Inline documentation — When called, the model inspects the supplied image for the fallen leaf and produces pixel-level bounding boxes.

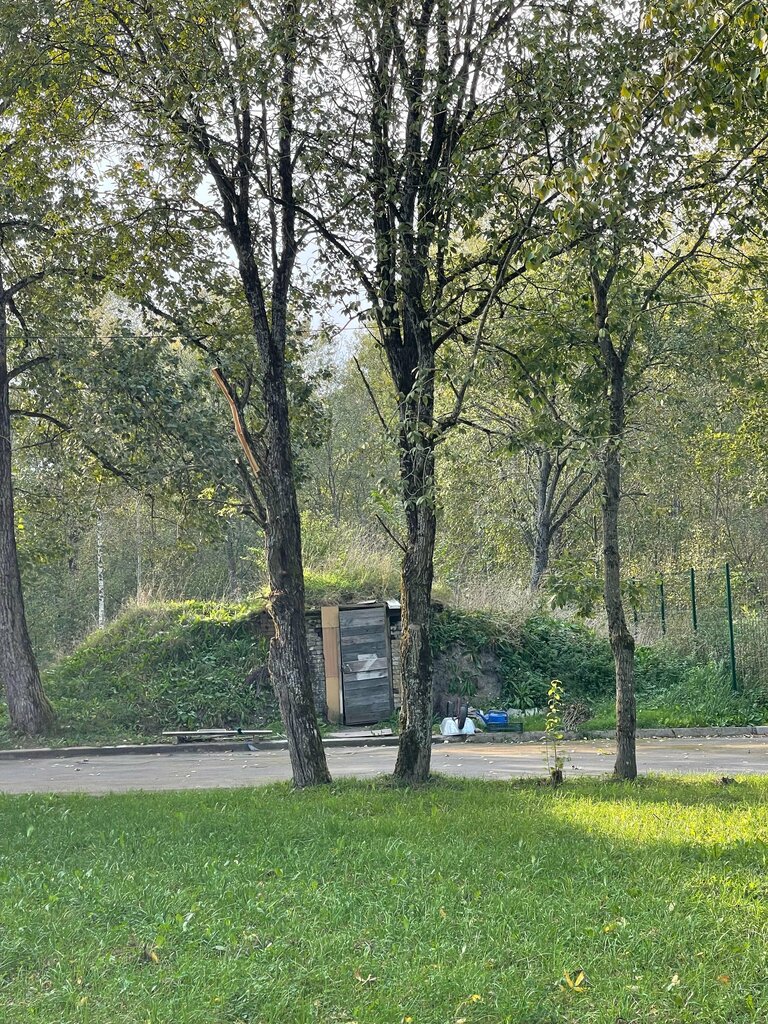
[560,969,590,992]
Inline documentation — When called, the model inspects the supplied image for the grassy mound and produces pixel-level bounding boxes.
[0,600,275,748]
[3,593,765,750]
[2,777,768,1023]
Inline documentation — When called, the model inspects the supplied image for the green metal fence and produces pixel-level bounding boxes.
[630,565,768,691]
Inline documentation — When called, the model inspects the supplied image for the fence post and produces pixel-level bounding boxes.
[659,576,666,636]
[690,567,698,632]
[725,562,738,691]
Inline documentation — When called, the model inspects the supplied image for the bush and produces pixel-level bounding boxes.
[431,610,619,707]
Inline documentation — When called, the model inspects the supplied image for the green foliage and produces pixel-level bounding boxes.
[0,600,275,747]
[544,678,565,782]
[6,586,760,750]
[639,663,768,729]
[572,663,768,732]
[547,561,604,617]
[4,778,768,1022]
[634,644,699,693]
[430,607,504,654]
[430,608,760,728]
[432,609,619,707]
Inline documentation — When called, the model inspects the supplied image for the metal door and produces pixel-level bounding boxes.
[339,605,393,726]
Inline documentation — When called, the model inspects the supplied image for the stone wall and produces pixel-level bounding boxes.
[249,609,327,719]
[390,617,402,709]
[432,644,503,716]
[306,613,327,719]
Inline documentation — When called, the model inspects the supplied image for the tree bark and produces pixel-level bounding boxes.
[199,1,330,789]
[592,269,637,780]
[529,452,553,591]
[0,294,54,734]
[393,431,437,784]
[530,526,551,591]
[96,507,106,628]
[260,352,331,788]
[604,435,636,779]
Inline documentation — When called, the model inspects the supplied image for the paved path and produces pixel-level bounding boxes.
[2,737,768,794]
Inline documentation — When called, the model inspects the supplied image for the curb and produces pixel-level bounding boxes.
[1,726,766,762]
[0,735,406,762]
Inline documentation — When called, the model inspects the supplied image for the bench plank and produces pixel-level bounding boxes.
[162,728,274,744]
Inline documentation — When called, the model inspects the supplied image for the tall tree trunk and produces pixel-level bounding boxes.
[215,370,330,790]
[207,4,330,789]
[0,298,54,734]
[261,374,330,788]
[530,527,551,591]
[393,434,437,784]
[592,270,636,780]
[603,434,636,779]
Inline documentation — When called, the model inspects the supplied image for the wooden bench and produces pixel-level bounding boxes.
[162,728,274,744]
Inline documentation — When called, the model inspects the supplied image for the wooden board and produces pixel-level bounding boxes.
[162,729,273,744]
[339,605,393,726]
[321,605,343,724]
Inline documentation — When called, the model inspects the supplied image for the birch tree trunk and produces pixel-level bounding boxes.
[96,508,106,628]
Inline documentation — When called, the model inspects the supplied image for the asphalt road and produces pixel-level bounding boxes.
[2,737,768,794]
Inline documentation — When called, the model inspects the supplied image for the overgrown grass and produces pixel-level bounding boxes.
[2,777,768,1023]
[576,664,768,732]
[4,593,764,751]
[433,610,768,729]
[1,561,406,749]
[304,565,401,608]
[0,600,276,749]
[517,663,768,733]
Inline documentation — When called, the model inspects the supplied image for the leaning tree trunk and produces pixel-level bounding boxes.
[0,302,54,734]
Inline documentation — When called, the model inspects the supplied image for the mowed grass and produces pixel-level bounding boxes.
[2,778,768,1023]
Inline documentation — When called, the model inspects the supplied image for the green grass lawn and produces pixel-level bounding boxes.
[2,777,768,1023]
